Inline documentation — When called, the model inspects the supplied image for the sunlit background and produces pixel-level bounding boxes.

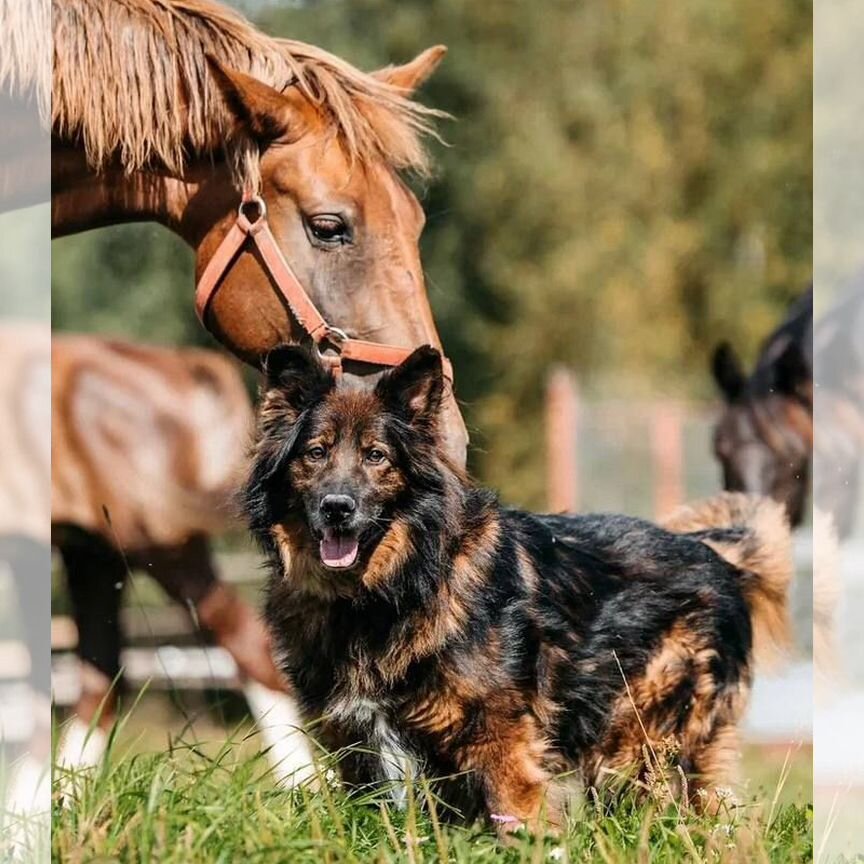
[3,0,827,858]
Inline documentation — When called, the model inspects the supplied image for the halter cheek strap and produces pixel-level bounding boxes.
[195,195,453,381]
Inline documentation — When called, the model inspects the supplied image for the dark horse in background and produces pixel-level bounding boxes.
[711,286,813,529]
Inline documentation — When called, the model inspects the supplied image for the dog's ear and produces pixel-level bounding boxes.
[711,341,746,402]
[376,345,444,427]
[262,344,333,423]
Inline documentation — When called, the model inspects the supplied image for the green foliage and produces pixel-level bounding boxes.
[52,224,209,348]
[52,721,813,863]
[1,203,50,319]
[51,0,811,507]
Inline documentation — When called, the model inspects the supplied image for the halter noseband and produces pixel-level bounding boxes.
[195,193,453,381]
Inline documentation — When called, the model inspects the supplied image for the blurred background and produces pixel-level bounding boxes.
[52,0,812,509]
[46,0,814,810]
[1,0,50,850]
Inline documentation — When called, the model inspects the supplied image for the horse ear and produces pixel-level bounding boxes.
[262,345,333,421]
[775,340,811,400]
[376,346,444,427]
[206,55,311,142]
[373,45,447,94]
[711,342,746,402]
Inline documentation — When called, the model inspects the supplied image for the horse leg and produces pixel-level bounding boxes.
[57,529,124,767]
[145,536,314,785]
[0,534,52,710]
[142,535,285,692]
[1,534,52,819]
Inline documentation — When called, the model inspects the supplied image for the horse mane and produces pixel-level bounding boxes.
[52,0,442,186]
[0,0,51,121]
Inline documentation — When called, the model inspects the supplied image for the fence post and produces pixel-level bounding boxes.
[546,367,579,513]
[651,403,684,519]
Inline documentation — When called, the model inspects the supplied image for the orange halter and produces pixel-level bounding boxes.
[195,195,453,381]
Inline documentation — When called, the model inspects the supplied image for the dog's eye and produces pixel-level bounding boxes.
[366,448,386,465]
[306,445,327,461]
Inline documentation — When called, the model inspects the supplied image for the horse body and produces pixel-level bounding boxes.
[711,287,813,527]
[52,334,251,549]
[0,323,50,544]
[51,0,467,462]
[41,334,286,740]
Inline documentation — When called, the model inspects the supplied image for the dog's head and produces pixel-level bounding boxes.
[246,344,448,578]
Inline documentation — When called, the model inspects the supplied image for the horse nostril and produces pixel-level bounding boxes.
[320,494,357,524]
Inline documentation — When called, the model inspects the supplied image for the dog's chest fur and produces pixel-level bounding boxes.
[268,589,437,788]
[330,695,418,802]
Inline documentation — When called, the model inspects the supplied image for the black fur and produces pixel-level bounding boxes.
[246,346,773,831]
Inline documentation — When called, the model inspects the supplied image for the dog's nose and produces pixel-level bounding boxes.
[320,494,356,525]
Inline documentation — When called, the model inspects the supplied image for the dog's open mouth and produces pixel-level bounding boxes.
[319,528,359,569]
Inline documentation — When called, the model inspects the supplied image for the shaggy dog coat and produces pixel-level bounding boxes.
[244,345,792,834]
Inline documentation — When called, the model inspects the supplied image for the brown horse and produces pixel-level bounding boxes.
[51,0,467,462]
[51,333,286,733]
[0,0,50,211]
[0,322,51,712]
[711,287,812,527]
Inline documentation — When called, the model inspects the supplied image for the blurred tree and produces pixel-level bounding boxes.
[51,0,811,508]
[52,225,204,347]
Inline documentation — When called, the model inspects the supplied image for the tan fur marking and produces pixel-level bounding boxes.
[452,513,500,589]
[587,620,750,801]
[456,710,556,834]
[663,492,793,668]
[378,579,472,682]
[374,512,501,681]
[403,693,465,738]
[363,519,413,590]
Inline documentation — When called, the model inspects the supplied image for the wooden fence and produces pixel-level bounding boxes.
[545,368,717,520]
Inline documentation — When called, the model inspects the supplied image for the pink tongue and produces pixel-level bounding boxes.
[320,531,359,568]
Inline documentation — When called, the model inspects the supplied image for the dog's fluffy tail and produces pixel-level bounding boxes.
[662,492,794,668]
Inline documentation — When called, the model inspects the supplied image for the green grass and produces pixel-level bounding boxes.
[51,703,813,863]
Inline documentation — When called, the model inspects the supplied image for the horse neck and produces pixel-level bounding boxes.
[51,145,233,249]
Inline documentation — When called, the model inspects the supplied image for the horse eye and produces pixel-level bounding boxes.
[366,448,386,464]
[306,445,327,461]
[308,214,349,245]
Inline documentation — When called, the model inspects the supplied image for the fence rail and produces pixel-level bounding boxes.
[545,370,721,519]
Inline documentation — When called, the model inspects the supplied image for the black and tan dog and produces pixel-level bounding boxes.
[244,345,792,834]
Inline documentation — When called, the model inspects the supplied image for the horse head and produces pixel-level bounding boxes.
[711,339,812,527]
[187,47,468,463]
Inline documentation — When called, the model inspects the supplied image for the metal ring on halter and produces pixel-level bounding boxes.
[325,326,349,345]
[312,339,341,367]
[238,195,267,222]
[312,327,349,363]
